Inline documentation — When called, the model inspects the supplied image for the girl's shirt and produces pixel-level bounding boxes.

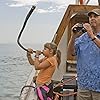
[36,56,58,85]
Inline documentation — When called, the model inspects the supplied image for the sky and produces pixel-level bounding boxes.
[0,0,98,44]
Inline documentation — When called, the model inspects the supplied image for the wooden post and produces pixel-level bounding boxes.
[98,0,100,5]
[80,0,83,5]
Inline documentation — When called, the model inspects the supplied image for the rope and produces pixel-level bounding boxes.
[85,0,90,5]
[20,85,35,96]
[53,76,77,99]
[20,77,77,100]
[53,91,77,100]
[54,76,77,88]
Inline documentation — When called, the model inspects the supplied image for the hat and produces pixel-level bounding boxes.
[88,8,100,16]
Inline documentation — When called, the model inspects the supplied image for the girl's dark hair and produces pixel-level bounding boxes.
[44,42,61,66]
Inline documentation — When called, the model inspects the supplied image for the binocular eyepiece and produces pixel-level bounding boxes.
[72,23,86,33]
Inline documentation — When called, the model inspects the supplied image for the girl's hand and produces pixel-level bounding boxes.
[35,50,42,55]
[27,48,34,54]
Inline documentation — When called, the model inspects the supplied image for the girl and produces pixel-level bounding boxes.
[27,42,61,100]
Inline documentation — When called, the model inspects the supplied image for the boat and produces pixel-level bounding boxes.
[19,0,100,100]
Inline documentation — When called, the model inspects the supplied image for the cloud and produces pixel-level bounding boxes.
[7,0,98,13]
[7,0,37,7]
[6,0,74,13]
[37,8,55,13]
[8,0,73,6]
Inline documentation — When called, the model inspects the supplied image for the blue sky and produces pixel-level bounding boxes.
[0,0,98,44]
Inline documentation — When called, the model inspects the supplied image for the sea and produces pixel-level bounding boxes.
[0,43,42,100]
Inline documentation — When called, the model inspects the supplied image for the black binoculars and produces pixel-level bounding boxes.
[72,23,86,33]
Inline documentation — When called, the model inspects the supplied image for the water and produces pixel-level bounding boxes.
[0,43,42,100]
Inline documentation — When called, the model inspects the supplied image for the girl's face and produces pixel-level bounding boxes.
[42,47,51,57]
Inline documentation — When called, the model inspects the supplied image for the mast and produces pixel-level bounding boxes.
[98,0,100,5]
